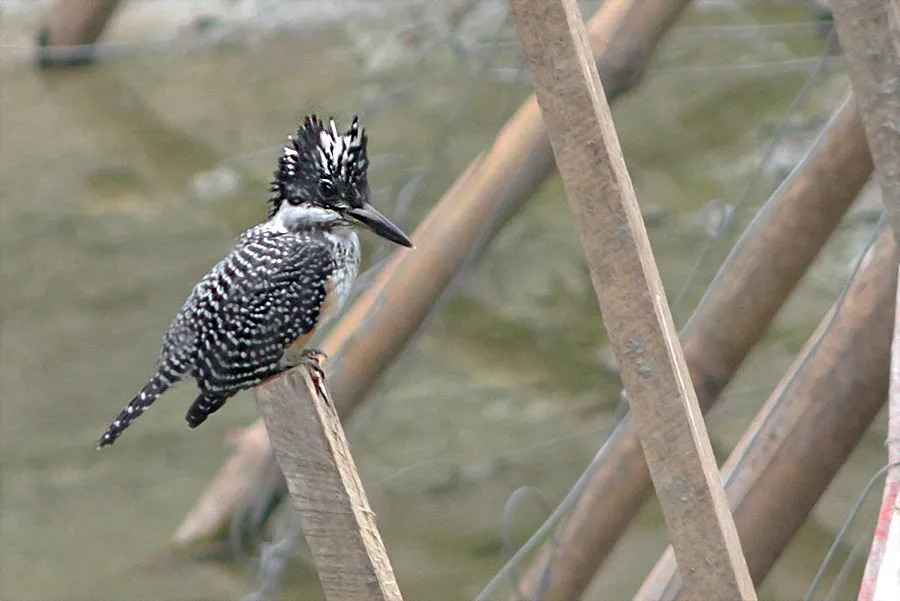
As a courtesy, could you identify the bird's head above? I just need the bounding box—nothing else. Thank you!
[268,115,413,248]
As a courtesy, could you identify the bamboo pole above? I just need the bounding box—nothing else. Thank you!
[511,94,873,601]
[509,0,755,598]
[636,225,897,601]
[255,365,402,601]
[830,0,900,236]
[36,0,122,66]
[174,0,693,547]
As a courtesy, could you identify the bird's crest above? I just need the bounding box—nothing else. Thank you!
[269,115,369,217]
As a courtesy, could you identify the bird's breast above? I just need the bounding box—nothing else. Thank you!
[319,231,360,328]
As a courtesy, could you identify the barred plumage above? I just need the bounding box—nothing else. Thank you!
[98,115,412,448]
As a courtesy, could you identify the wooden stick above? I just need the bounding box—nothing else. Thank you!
[255,365,402,601]
[893,0,900,55]
[830,0,900,237]
[858,268,900,601]
[830,4,900,598]
[871,491,900,601]
[636,226,897,601]
[174,0,692,548]
[511,93,872,601]
[508,0,755,599]
[36,0,122,66]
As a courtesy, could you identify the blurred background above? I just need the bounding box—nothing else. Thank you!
[0,0,890,600]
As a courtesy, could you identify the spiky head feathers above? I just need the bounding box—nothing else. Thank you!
[268,115,369,218]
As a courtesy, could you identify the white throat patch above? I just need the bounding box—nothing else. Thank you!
[271,202,342,231]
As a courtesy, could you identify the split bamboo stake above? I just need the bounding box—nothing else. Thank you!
[893,1,900,55]
[512,93,872,601]
[508,0,755,598]
[255,365,402,601]
[174,0,693,547]
[858,270,900,601]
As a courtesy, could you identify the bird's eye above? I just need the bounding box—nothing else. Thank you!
[318,180,336,199]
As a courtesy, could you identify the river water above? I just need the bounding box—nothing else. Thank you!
[0,1,888,600]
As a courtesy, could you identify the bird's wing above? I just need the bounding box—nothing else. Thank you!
[193,234,335,395]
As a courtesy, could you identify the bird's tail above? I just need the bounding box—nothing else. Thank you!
[97,370,174,448]
[185,393,228,429]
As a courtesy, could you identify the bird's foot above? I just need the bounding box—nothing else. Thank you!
[298,348,328,380]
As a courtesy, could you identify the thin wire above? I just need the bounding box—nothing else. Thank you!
[240,517,304,601]
[382,425,605,494]
[729,219,885,480]
[364,0,510,270]
[470,21,832,48]
[226,448,287,569]
[480,56,843,83]
[672,21,830,39]
[671,28,837,320]
[822,531,871,601]
[2,8,426,64]
[474,433,618,601]
[804,460,900,601]
[649,56,843,77]
[502,486,554,601]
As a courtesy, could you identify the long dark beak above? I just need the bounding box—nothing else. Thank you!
[348,203,414,248]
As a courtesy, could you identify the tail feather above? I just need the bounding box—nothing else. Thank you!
[185,393,228,429]
[97,371,173,448]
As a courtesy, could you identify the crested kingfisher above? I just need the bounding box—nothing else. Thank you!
[98,115,413,448]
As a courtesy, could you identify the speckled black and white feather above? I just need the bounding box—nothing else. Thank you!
[97,227,351,447]
[269,114,368,219]
[97,115,371,448]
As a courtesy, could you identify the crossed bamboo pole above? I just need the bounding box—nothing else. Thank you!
[512,93,874,601]
[638,224,896,600]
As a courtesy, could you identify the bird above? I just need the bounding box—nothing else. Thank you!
[97,115,413,448]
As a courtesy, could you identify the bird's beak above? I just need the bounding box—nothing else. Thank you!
[347,203,414,248]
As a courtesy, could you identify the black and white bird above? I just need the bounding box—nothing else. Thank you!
[98,115,413,448]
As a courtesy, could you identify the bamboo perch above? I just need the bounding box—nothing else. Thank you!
[511,94,873,601]
[509,0,755,598]
[858,270,900,601]
[871,494,900,601]
[636,225,897,601]
[830,0,900,237]
[174,0,693,547]
[893,1,900,56]
[36,0,122,66]
[255,365,402,601]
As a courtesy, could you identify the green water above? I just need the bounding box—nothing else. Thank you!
[0,2,888,600]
